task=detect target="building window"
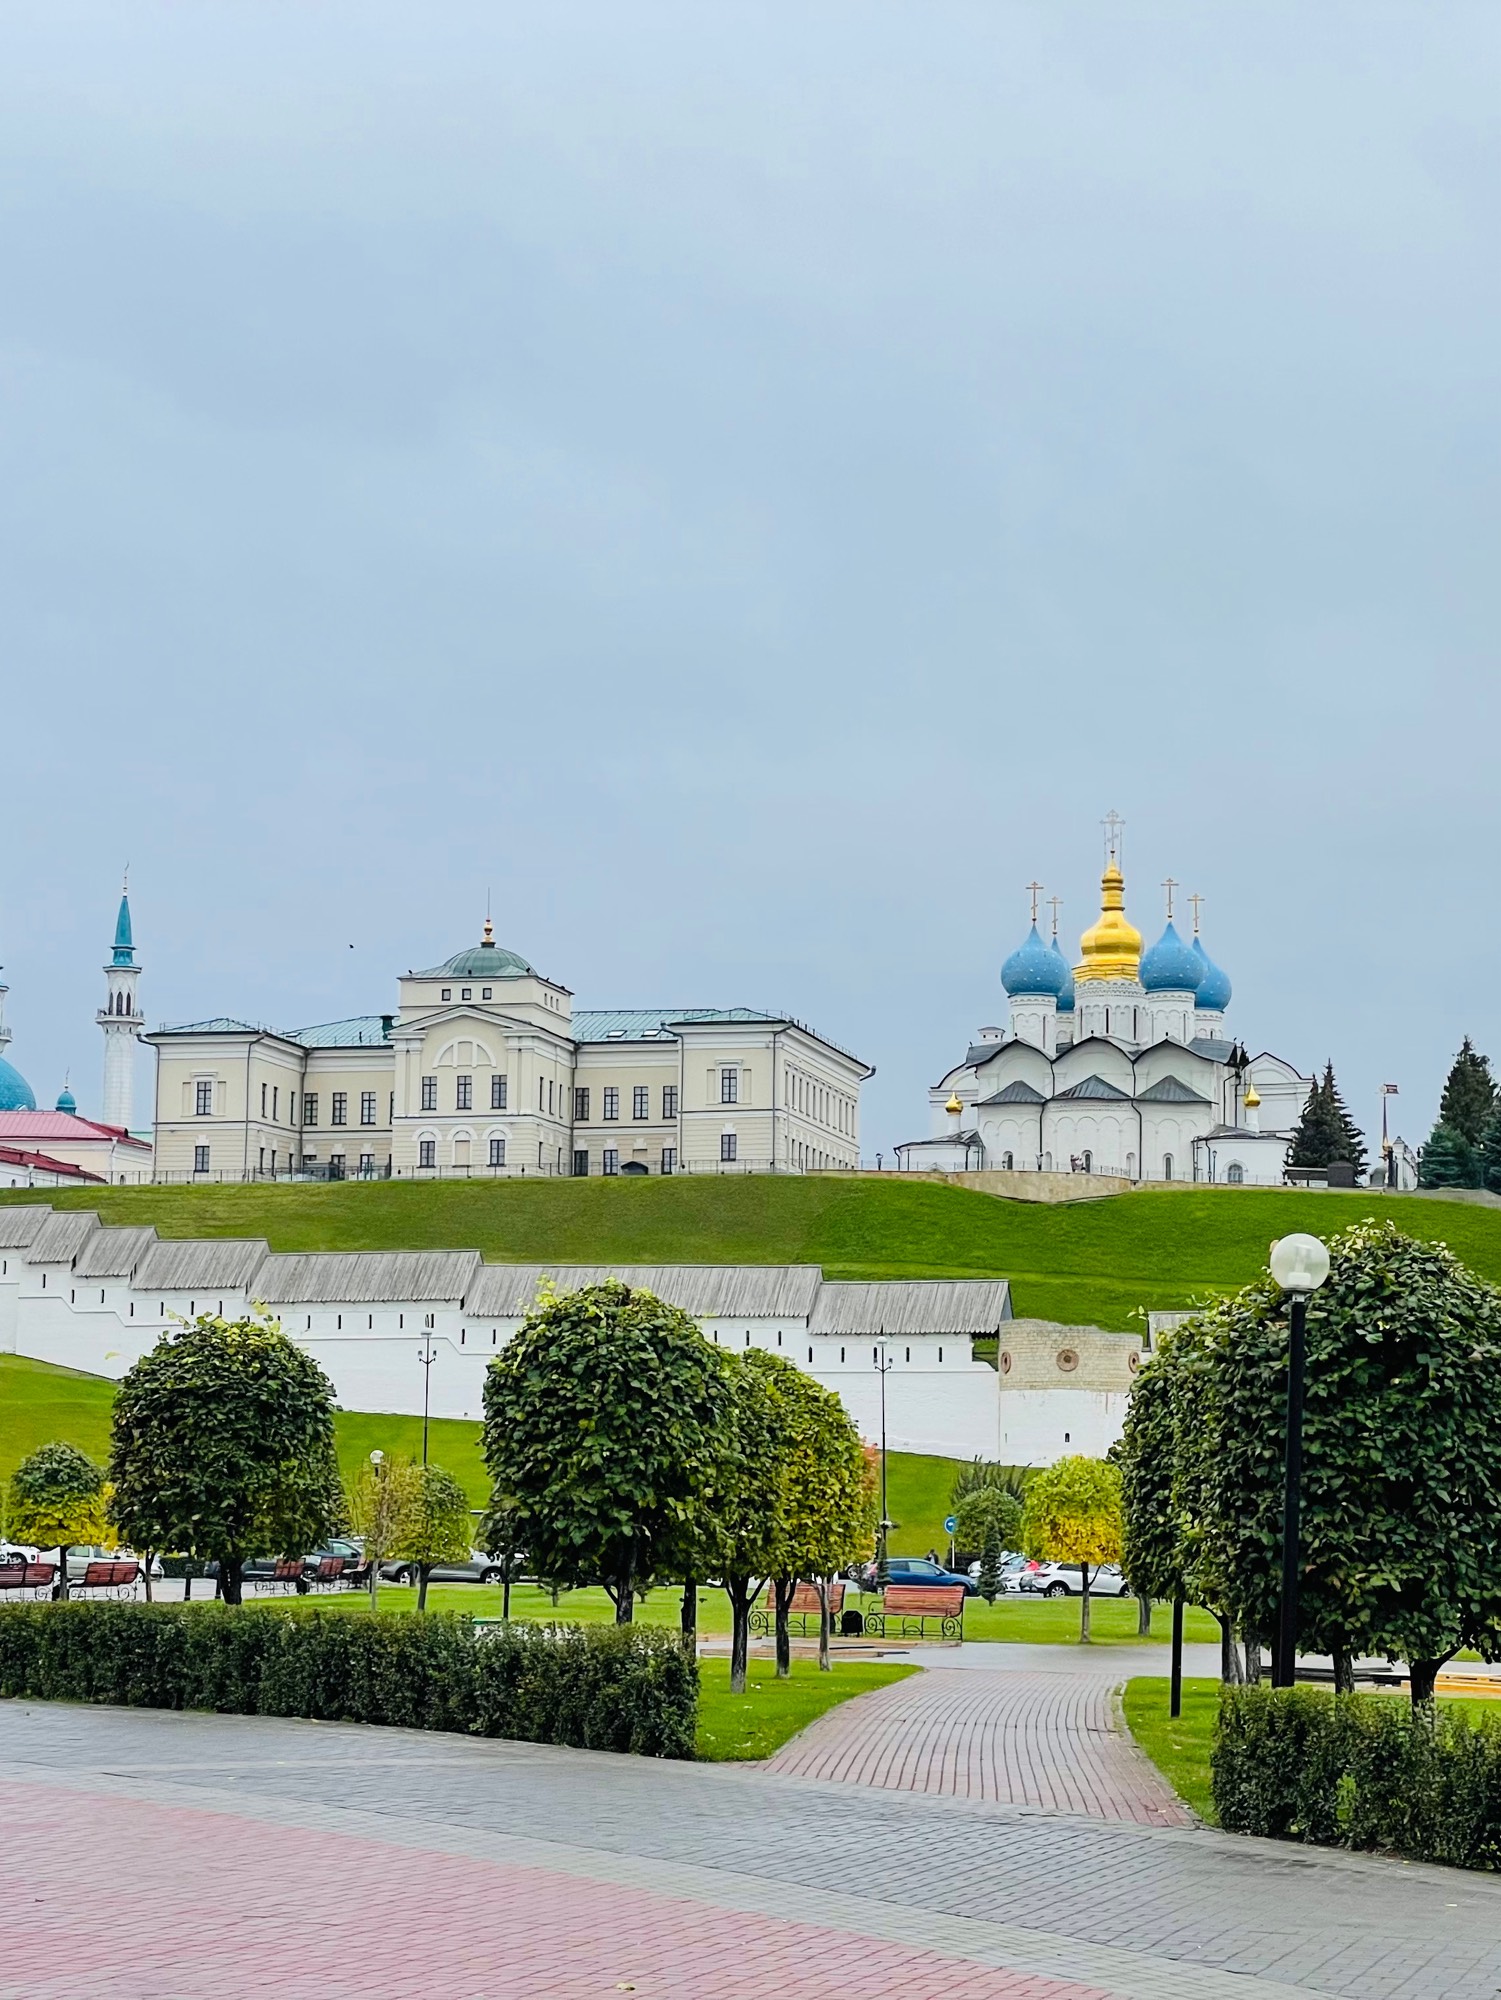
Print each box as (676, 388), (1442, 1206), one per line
(632, 1086), (649, 1120)
(441, 988), (451, 1001)
(488, 1137), (505, 1167)
(304, 1094), (318, 1127)
(361, 1092), (377, 1126)
(491, 1074), (507, 1109)
(331, 1092), (347, 1126)
(720, 1132), (738, 1163)
(661, 1147), (676, 1176)
(573, 1086), (590, 1121)
(603, 1088), (619, 1121)
(456, 1075), (472, 1111)
(603, 1148), (619, 1176)
(1163, 1153), (1174, 1182)
(359, 1153), (375, 1176)
(461, 987), (472, 1000)
(193, 1145), (210, 1173)
(548, 1079), (555, 1115)
(260, 1082), (267, 1117)
(1226, 1162), (1245, 1184)
(481, 987), (492, 1000)
(273, 1086), (279, 1121)
(1002, 1151), (1014, 1171)
(194, 1081), (214, 1117)
(721, 1069), (738, 1105)
(418, 1139), (436, 1169)
(573, 1149), (589, 1176)
(420, 1076), (437, 1112)
(663, 1085), (678, 1120)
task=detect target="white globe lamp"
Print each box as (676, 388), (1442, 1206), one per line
(1269, 1234), (1330, 1295)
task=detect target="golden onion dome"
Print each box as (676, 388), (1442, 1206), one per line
(945, 1093), (964, 1115)
(1074, 860), (1143, 984)
(1243, 1083), (1261, 1108)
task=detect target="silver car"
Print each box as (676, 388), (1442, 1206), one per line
(1021, 1561), (1134, 1598)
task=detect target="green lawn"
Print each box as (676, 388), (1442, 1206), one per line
(696, 1655), (916, 1760)
(1121, 1676), (1501, 1825)
(4, 1177), (1498, 1330)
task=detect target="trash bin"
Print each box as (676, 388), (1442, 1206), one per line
(840, 1608), (865, 1637)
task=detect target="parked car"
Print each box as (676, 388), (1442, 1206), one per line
(380, 1549), (516, 1586)
(855, 1555), (978, 1597)
(5, 1543), (161, 1581)
(966, 1552), (1036, 1593)
(1020, 1561), (1134, 1598)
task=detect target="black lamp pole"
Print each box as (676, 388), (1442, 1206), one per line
(418, 1336), (436, 1467)
(1274, 1292), (1309, 1687)
(874, 1342), (894, 1585)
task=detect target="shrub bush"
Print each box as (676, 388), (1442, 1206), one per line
(0, 1604), (697, 1760)
(1213, 1685), (1501, 1870)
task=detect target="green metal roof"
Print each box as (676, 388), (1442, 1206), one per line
(572, 1007), (775, 1042)
(293, 1016), (392, 1048)
(410, 940), (534, 981)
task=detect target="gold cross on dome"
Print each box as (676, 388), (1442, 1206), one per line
(1161, 876), (1178, 920)
(1187, 891), (1204, 934)
(1026, 881), (1044, 924)
(1102, 810), (1125, 862)
(1047, 895), (1062, 939)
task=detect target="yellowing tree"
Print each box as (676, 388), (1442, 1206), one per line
(7, 1443), (111, 1601)
(345, 1456), (422, 1608)
(1021, 1454), (1123, 1643)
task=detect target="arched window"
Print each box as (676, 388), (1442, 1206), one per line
(1002, 1151), (1014, 1171)
(1080, 1149), (1093, 1174)
(1226, 1162), (1245, 1185)
(1162, 1153), (1174, 1182)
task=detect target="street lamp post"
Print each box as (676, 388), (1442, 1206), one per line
(874, 1342), (895, 1585)
(417, 1335), (436, 1465)
(1268, 1233), (1331, 1688)
(367, 1450), (385, 1609)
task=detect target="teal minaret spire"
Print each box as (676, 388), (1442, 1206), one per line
(111, 889), (135, 966)
(98, 874), (143, 1129)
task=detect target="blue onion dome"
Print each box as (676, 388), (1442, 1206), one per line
(1002, 923), (1066, 998)
(1140, 920), (1204, 994)
(0, 1056), (36, 1111)
(55, 1084), (77, 1114)
(1192, 935), (1233, 1011)
(1050, 935), (1076, 1012)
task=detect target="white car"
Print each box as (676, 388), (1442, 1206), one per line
(1020, 1561), (1134, 1599)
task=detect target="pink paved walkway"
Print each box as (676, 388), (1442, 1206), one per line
(766, 1668), (1192, 1825)
(1, 1782), (1109, 2000)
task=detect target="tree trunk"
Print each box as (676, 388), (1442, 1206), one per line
(219, 1556), (244, 1607)
(503, 1565), (513, 1619)
(774, 1576), (794, 1679)
(368, 1556), (380, 1610)
(816, 1577), (831, 1672)
(611, 1541), (637, 1624)
(1409, 1656), (1450, 1711)
(1217, 1613), (1244, 1684)
(1331, 1645), (1354, 1695)
(1079, 1565), (1092, 1644)
(417, 1564), (431, 1612)
(726, 1578), (760, 1694)
(53, 1546), (70, 1603)
(183, 1568), (193, 1602)
(142, 1553), (154, 1604)
(680, 1580), (698, 1648)
(1137, 1594), (1152, 1638)
(1244, 1635), (1263, 1684)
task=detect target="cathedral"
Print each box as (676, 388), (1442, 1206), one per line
(896, 828), (1314, 1186)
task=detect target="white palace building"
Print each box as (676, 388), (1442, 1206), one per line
(896, 830), (1315, 1186)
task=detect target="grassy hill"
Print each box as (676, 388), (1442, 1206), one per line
(0, 1353), (963, 1557)
(3, 1175), (1499, 1329)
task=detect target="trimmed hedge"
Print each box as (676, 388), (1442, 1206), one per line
(0, 1603), (697, 1760)
(1213, 1684), (1501, 1870)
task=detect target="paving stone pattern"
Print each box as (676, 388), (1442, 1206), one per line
(3, 1703), (1500, 2000)
(766, 1666), (1192, 1823)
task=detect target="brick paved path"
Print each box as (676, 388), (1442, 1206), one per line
(767, 1666), (1191, 1823)
(3, 1703), (1500, 2000)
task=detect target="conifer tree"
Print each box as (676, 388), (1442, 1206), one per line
(1321, 1062), (1368, 1178)
(1287, 1073), (1342, 1169)
(1438, 1038), (1496, 1146)
(1481, 1105), (1501, 1197)
(1419, 1123), (1482, 1190)
(976, 1521), (1004, 1605)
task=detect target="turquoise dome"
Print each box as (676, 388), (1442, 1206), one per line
(1140, 920), (1204, 994)
(1002, 923), (1066, 999)
(1192, 935), (1232, 1011)
(55, 1085), (77, 1114)
(413, 938), (534, 982)
(0, 1056), (36, 1112)
(1050, 936), (1076, 1012)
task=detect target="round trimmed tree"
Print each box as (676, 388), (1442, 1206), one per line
(7, 1442), (109, 1601)
(109, 1312), (341, 1605)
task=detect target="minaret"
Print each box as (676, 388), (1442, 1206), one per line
(98, 880), (143, 1130)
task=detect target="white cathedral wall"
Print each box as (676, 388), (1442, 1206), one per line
(1044, 1111), (1133, 1176)
(975, 1112), (1042, 1169)
(999, 1387), (1133, 1465)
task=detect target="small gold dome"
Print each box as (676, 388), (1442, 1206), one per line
(1243, 1083), (1261, 1108)
(1074, 859), (1143, 984)
(946, 1093), (964, 1114)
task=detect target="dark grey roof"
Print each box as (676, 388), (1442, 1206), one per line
(1189, 1036), (1234, 1063)
(810, 1279), (1012, 1337)
(254, 1250), (482, 1305)
(464, 1263), (823, 1320)
(29, 1213), (101, 1264)
(977, 1080), (1046, 1106)
(1052, 1075), (1131, 1102)
(1135, 1076), (1212, 1105)
(0, 1205), (54, 1249)
(72, 1225), (159, 1278)
(134, 1239), (271, 1292)
(966, 1042), (1009, 1067)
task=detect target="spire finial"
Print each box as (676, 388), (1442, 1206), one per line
(1161, 876), (1178, 921)
(482, 914), (495, 945)
(1047, 894), (1062, 940)
(1187, 891), (1204, 935)
(1102, 809), (1125, 866)
(1025, 881), (1044, 925)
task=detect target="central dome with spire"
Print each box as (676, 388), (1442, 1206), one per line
(1074, 859), (1142, 983)
(413, 918), (535, 982)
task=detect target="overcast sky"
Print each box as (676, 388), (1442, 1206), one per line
(2, 3), (1496, 1155)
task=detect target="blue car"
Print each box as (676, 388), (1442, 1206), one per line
(858, 1555), (978, 1597)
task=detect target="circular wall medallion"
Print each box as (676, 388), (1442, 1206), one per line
(999, 1350), (1012, 1374)
(1056, 1347), (1079, 1373)
(1128, 1351), (1141, 1374)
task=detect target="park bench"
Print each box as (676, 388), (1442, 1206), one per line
(749, 1581), (845, 1638)
(306, 1557), (347, 1591)
(861, 1583), (966, 1640)
(73, 1560), (140, 1599)
(0, 1560), (58, 1600)
(250, 1559), (307, 1595)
